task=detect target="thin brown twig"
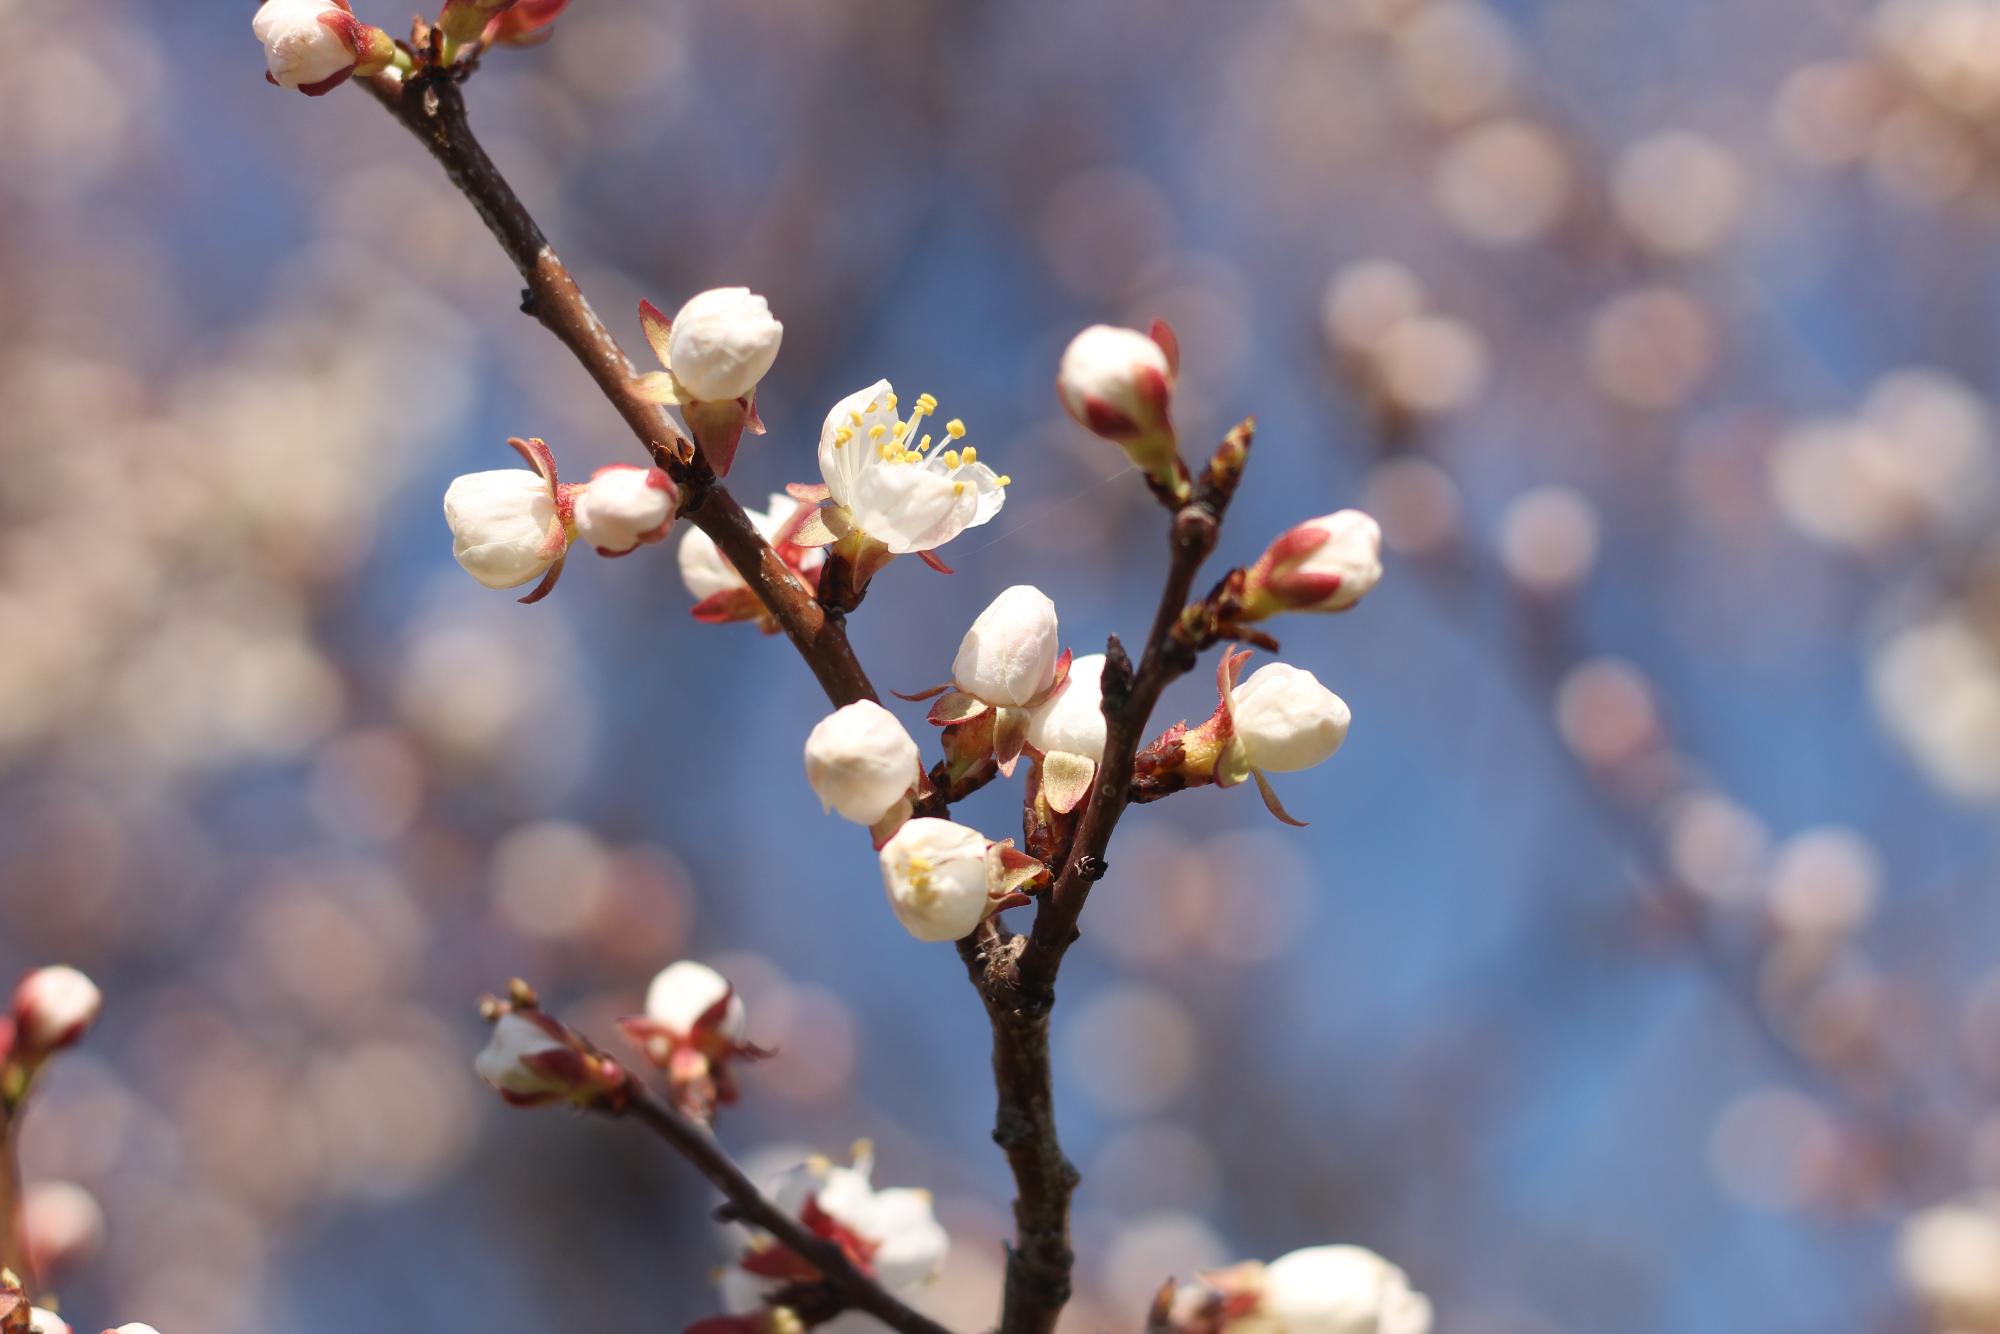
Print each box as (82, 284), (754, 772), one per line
(618, 1079), (956, 1334)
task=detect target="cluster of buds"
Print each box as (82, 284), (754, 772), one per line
(252, 0), (569, 94)
(631, 290), (785, 478)
(617, 962), (769, 1122)
(473, 981), (629, 1111)
(1059, 322), (1186, 504)
(1152, 1244), (1432, 1334)
(708, 1144), (948, 1331)
(877, 818), (1046, 942)
(443, 437), (678, 603)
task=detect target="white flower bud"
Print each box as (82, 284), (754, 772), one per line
(573, 465), (678, 555)
(12, 965), (101, 1059)
(108, 1326), (164, 1334)
(1232, 664), (1351, 774)
(443, 469), (561, 590)
(879, 818), (994, 942)
(804, 701), (922, 825)
(28, 1308), (70, 1334)
(1244, 511), (1384, 618)
(1057, 324), (1174, 439)
(1026, 653), (1107, 762)
(1253, 1244), (1434, 1334)
(474, 1011), (569, 1099)
(643, 961), (746, 1043)
(251, 0), (377, 94)
(666, 288), (784, 403)
(953, 585), (1061, 708)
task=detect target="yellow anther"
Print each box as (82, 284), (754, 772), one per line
(903, 449), (922, 463)
(850, 411), (863, 427)
(884, 393), (899, 410)
(834, 427), (852, 447)
(941, 450), (960, 469)
(996, 475), (1012, 486)
(868, 424), (887, 440)
(892, 421), (908, 439)
(953, 482), (966, 495)
(946, 419), (967, 439)
(916, 392), (938, 415)
(918, 434), (933, 452)
(961, 445), (977, 463)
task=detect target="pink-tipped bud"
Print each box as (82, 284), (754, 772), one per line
(474, 995), (627, 1111)
(1240, 510), (1384, 619)
(251, 0), (396, 96)
(573, 465), (678, 556)
(12, 967), (101, 1063)
(1057, 323), (1184, 497)
(484, 0), (570, 45)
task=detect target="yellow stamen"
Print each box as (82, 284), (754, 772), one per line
(961, 445), (977, 463)
(946, 419), (967, 439)
(850, 411), (863, 427)
(953, 482), (966, 495)
(916, 392), (938, 415)
(868, 424), (887, 441)
(942, 450), (960, 469)
(884, 393), (899, 410)
(892, 421), (908, 439)
(996, 475), (1012, 486)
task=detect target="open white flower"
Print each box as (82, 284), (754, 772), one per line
(805, 701), (923, 828)
(678, 491), (824, 627)
(1026, 652), (1107, 813)
(572, 464), (677, 556)
(720, 1145), (948, 1333)
(251, 0), (393, 96)
(1242, 510), (1384, 618)
(1228, 1244), (1433, 1334)
(811, 380), (1007, 557)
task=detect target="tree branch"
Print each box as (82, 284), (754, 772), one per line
(362, 71), (875, 707)
(617, 1079), (955, 1334)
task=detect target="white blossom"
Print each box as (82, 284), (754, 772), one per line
(954, 585), (1061, 708)
(643, 961), (746, 1042)
(573, 465), (677, 555)
(664, 288), (783, 403)
(721, 1147), (948, 1330)
(1027, 652), (1107, 762)
(1232, 1245), (1433, 1334)
(12, 965), (101, 1058)
(108, 1327), (163, 1334)
(27, 1309), (69, 1334)
(805, 701), (923, 826)
(251, 0), (374, 93)
(443, 469), (562, 590)
(817, 381), (1006, 555)
(879, 818), (994, 942)
(1229, 663), (1352, 776)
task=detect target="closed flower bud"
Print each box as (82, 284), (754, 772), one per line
(1026, 653), (1107, 814)
(573, 465), (678, 556)
(12, 966), (101, 1062)
(804, 701), (922, 826)
(251, 0), (395, 96)
(621, 961), (768, 1119)
(954, 586), (1061, 708)
(1234, 1244), (1433, 1334)
(483, 0), (569, 45)
(879, 818), (997, 942)
(444, 468), (565, 590)
(644, 961), (745, 1041)
(665, 289), (784, 404)
(106, 1327), (162, 1334)
(25, 1181), (105, 1281)
(474, 1007), (626, 1110)
(1240, 511), (1384, 619)
(1898, 1201), (2000, 1328)
(1231, 664), (1352, 776)
(29, 1310), (68, 1334)
(1057, 323), (1185, 499)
